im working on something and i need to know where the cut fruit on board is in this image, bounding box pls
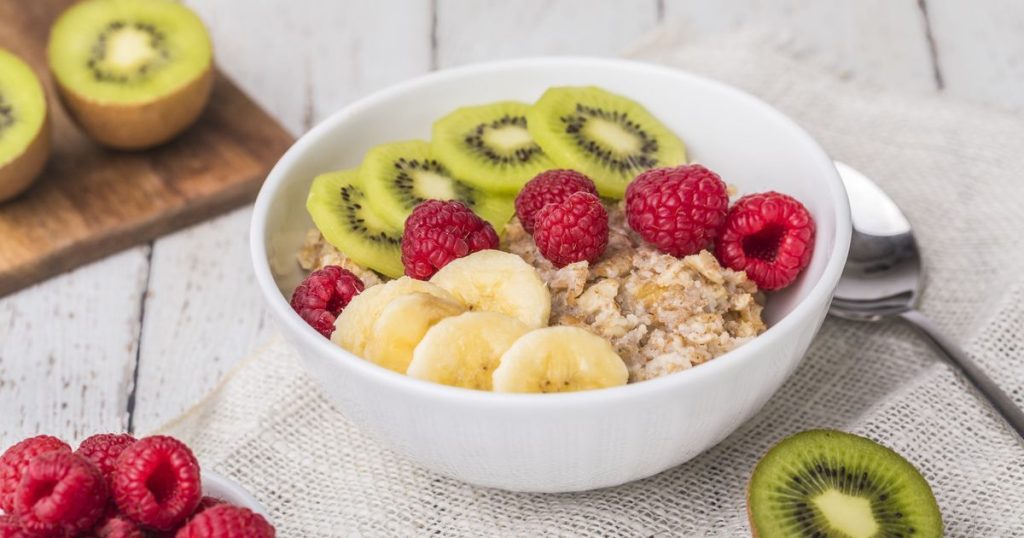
[0,0,293,298]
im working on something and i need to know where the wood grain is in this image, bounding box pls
[0,0,293,298]
[0,248,148,446]
[435,0,660,68]
[926,0,1024,108]
[3,0,1023,451]
[661,0,937,91]
[131,0,435,432]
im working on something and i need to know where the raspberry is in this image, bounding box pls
[533,192,608,267]
[715,191,815,291]
[401,200,498,279]
[13,451,107,536]
[77,433,137,485]
[93,515,145,538]
[0,435,71,512]
[193,496,225,515]
[174,505,275,538]
[111,436,202,531]
[290,266,365,338]
[515,170,598,233]
[625,164,730,257]
[0,514,27,538]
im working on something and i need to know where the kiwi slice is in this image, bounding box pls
[748,430,942,538]
[432,101,555,195]
[47,0,214,149]
[526,86,686,198]
[0,49,50,203]
[360,140,515,233]
[306,169,404,278]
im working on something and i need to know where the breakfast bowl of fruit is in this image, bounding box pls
[250,57,851,492]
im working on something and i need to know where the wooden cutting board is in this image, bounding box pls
[0,0,294,298]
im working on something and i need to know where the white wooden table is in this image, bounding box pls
[1,0,1021,446]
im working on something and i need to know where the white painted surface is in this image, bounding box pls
[1,0,1022,446]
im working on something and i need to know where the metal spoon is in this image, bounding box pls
[829,161,1024,438]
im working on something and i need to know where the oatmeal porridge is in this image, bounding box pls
[298,202,766,383]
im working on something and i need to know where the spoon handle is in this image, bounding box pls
[900,309,1024,438]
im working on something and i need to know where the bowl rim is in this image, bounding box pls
[250,56,851,408]
[203,470,269,515]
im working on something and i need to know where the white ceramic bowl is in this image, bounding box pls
[203,471,268,515]
[250,57,851,493]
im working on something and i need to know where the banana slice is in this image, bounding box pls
[407,312,529,390]
[492,326,628,393]
[364,292,465,373]
[429,249,551,329]
[332,276,457,356]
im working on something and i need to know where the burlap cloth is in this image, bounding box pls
[158,28,1024,536]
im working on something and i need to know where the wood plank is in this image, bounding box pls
[0,0,294,299]
[662,0,937,91]
[185,0,434,134]
[435,0,660,68]
[131,209,276,433]
[0,247,149,447]
[132,0,435,432]
[924,0,1024,109]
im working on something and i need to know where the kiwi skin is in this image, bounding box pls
[0,114,50,202]
[53,66,214,150]
[748,429,943,538]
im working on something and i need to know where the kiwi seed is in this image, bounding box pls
[391,156,477,208]
[432,101,556,195]
[306,169,404,278]
[87,21,171,84]
[338,183,401,249]
[47,0,215,149]
[0,48,50,202]
[0,97,14,132]
[464,114,542,164]
[561,103,660,173]
[360,140,515,233]
[526,86,687,198]
[748,429,942,538]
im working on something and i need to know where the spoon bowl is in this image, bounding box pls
[830,161,1024,437]
[830,162,921,321]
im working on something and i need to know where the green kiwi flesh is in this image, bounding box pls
[748,430,942,538]
[360,140,515,233]
[431,101,555,195]
[0,49,47,168]
[47,0,212,105]
[526,86,686,198]
[306,169,404,278]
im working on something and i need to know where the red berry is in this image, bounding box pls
[193,496,225,517]
[0,514,27,538]
[93,515,145,538]
[401,200,498,279]
[515,170,598,233]
[290,266,365,338]
[77,433,137,485]
[625,164,730,257]
[0,435,71,512]
[111,436,202,531]
[715,191,815,291]
[533,192,608,267]
[174,505,275,538]
[13,451,107,536]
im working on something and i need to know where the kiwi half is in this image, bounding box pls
[432,101,555,195]
[360,140,515,233]
[527,86,686,198]
[306,169,404,278]
[0,49,50,203]
[748,430,942,538]
[47,0,214,149]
